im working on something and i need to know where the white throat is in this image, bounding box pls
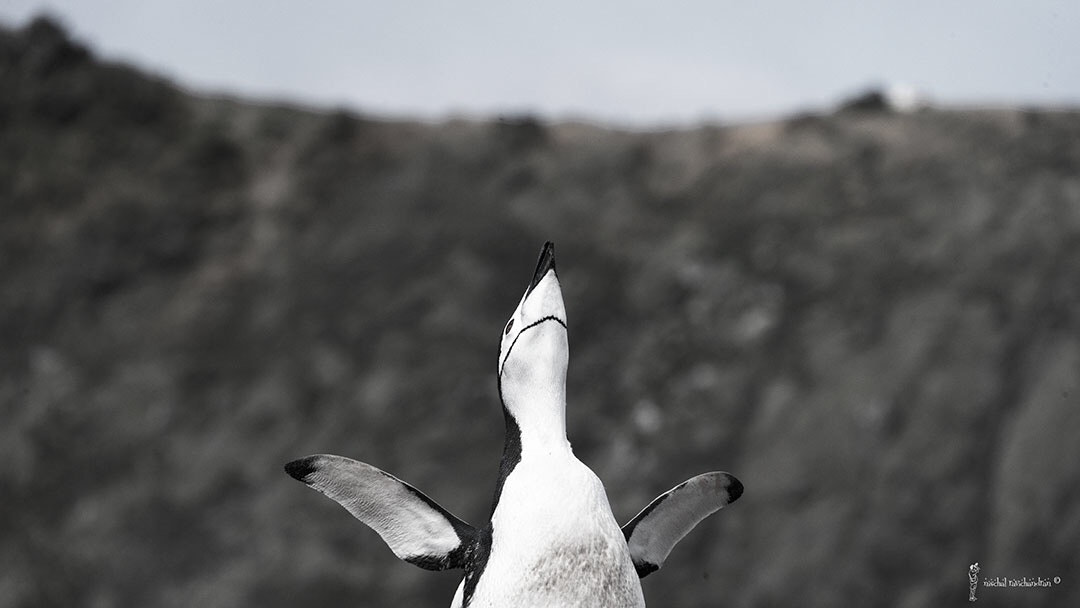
[499,318,570,455]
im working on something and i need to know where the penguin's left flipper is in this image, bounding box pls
[285,454,476,571]
[621,471,743,578]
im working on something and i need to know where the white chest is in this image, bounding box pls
[467,454,645,608]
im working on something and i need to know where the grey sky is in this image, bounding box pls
[2,1,1078,126]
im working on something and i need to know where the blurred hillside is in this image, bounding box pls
[2,16,1079,608]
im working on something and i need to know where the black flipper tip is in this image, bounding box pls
[527,241,556,295]
[284,456,319,483]
[727,475,744,503]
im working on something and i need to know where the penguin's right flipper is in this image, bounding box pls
[285,454,476,571]
[621,471,743,578]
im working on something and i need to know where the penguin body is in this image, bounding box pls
[466,442,643,607]
[286,242,742,607]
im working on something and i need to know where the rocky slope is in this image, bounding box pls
[2,17,1078,608]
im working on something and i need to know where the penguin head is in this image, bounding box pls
[498,242,568,401]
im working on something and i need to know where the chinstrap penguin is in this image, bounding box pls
[286,242,743,607]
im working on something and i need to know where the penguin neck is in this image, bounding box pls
[502,379,569,458]
[490,378,569,517]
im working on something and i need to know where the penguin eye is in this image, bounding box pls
[504,319,514,335]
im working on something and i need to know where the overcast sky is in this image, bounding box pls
[2,1,1078,126]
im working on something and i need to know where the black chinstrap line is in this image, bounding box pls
[498,315,567,376]
[522,315,567,331]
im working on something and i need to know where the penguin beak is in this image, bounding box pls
[520,241,564,323]
[526,241,557,298]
